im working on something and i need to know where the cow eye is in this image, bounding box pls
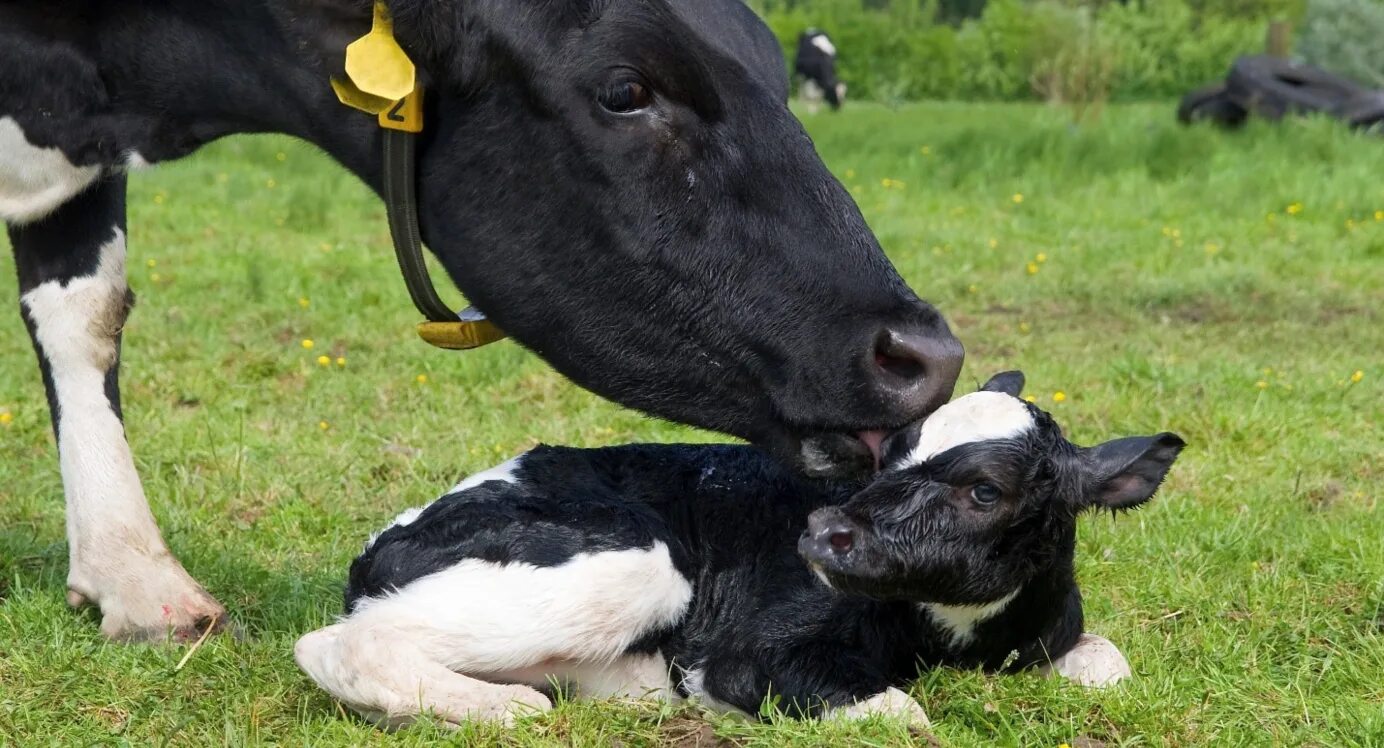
[599,79,652,114]
[971,483,1002,505]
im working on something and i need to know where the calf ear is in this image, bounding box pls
[1081,433,1186,510]
[980,371,1025,397]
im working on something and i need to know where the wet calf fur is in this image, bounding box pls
[296,372,1184,727]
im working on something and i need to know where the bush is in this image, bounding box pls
[1297,0,1384,87]
[753,0,1278,102]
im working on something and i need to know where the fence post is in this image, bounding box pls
[1266,20,1292,58]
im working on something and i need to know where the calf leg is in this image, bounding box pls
[297,541,691,726]
[10,175,226,641]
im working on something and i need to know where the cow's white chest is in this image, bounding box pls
[0,117,101,225]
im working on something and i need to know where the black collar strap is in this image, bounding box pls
[333,0,506,350]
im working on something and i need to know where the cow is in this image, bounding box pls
[294,371,1185,728]
[1,1,964,642]
[795,29,846,112]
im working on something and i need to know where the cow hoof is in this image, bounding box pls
[1041,633,1132,688]
[68,555,228,643]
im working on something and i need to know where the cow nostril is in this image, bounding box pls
[828,530,854,553]
[868,327,965,412]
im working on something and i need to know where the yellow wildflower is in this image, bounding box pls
[920,145,932,156]
[276,151,287,162]
[316,355,330,367]
[301,339,314,350]
[1375,210,1383,222]
[988,238,998,249]
[320,242,333,252]
[1204,242,1220,255]
[1018,322,1032,334]
[318,420,329,430]
[298,297,310,309]
[265,178,277,189]
[416,374,428,384]
[1052,391,1067,403]
[1023,395,1037,403]
[1026,262,1039,275]
[149,273,162,283]
[968,284,979,294]
[146,259,157,268]
[844,169,855,180]
[1286,202,1303,215]
[1035,252,1048,263]
[1011,193,1024,204]
[1255,380,1269,389]
[336,357,347,368]
[1351,370,1365,383]
[153,193,165,205]
[0,411,12,426]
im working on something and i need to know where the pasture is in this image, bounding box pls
[1,102,1381,745]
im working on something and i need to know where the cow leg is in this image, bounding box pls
[10,174,226,642]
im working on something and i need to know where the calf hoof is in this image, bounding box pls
[68,556,228,644]
[1042,633,1132,688]
[829,687,932,729]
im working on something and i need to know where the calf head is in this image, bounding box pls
[348,0,963,465]
[800,371,1185,603]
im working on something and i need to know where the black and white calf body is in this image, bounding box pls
[296,373,1184,727]
[3,1,963,640]
[794,29,845,111]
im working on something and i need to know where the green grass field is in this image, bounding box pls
[1,102,1381,746]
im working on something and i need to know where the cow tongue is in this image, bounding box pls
[856,429,888,470]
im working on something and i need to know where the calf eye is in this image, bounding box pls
[971,483,1002,505]
[599,80,651,114]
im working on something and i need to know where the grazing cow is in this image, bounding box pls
[1,1,964,641]
[295,372,1185,728]
[795,29,846,112]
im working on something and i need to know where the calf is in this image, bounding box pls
[795,29,846,111]
[295,372,1184,728]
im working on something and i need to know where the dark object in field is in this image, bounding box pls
[1177,83,1247,128]
[295,371,1185,728]
[795,29,844,111]
[1179,55,1384,132]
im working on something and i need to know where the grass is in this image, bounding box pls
[1,102,1381,746]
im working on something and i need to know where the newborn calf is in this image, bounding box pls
[295,372,1184,728]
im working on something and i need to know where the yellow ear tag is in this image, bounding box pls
[416,319,507,350]
[345,1,416,102]
[331,77,394,115]
[379,87,423,132]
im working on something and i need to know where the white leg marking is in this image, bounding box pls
[827,687,931,729]
[21,228,223,640]
[919,587,1020,647]
[301,542,692,725]
[295,623,551,729]
[1040,633,1132,688]
[904,391,1035,467]
[0,117,101,225]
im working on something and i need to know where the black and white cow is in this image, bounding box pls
[1,1,964,641]
[795,29,845,112]
[295,372,1184,727]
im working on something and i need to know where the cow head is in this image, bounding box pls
[799,372,1185,602]
[359,0,962,469]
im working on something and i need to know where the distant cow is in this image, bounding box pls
[295,372,1184,728]
[795,29,846,111]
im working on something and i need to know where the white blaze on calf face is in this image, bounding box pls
[902,391,1035,468]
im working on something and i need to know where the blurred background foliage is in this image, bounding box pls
[750,0,1384,103]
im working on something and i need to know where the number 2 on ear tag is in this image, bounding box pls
[379,87,423,132]
[345,0,415,101]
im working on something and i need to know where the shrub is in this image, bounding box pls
[1297,0,1384,87]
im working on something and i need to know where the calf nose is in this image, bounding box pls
[800,511,857,562]
[868,325,965,418]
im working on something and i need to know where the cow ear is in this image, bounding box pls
[1080,433,1186,510]
[980,371,1025,398]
